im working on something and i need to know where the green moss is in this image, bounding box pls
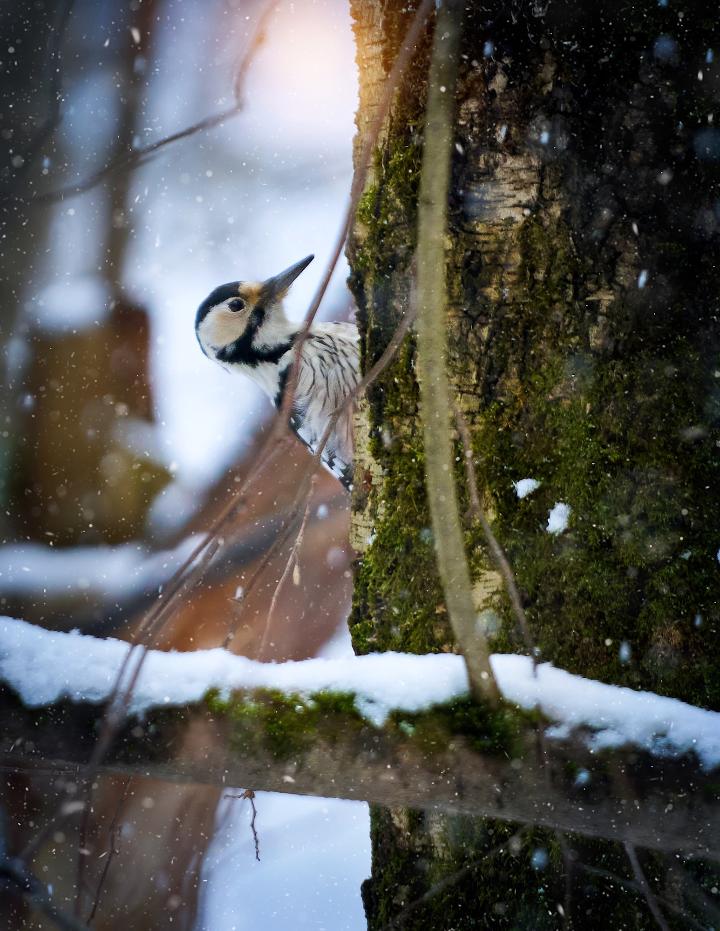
[310,689,361,716]
[354,184,720,708]
[204,687,365,760]
[354,136,422,279]
[476,274,720,708]
[205,685,534,760]
[350,421,448,655]
[389,695,531,756]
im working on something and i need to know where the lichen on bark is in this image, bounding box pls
[349,0,720,710]
[348,0,720,927]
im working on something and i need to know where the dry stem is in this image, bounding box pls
[414,0,499,702]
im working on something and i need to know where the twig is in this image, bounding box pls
[258,475,317,656]
[225,790,260,862]
[379,835,517,930]
[414,0,499,702]
[349,301,417,403]
[85,777,132,925]
[9,1,276,206]
[85,440,292,774]
[579,860,707,931]
[624,843,672,931]
[452,404,538,668]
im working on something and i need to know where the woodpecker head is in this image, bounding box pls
[195,254,314,361]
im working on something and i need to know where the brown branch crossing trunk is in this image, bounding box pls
[415,0,499,702]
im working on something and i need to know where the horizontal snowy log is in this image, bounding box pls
[1,618,719,859]
[2,617,719,766]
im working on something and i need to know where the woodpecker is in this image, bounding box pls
[195,255,360,489]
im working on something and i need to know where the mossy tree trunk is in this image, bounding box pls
[348,1,720,927]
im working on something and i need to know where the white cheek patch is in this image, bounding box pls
[199,307,249,351]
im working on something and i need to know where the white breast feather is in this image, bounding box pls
[293,323,360,484]
[231,320,360,486]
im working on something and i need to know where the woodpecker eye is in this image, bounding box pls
[227,298,246,313]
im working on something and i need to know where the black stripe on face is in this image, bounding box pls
[195,281,242,329]
[217,319,299,369]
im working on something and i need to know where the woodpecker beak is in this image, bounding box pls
[262,254,314,303]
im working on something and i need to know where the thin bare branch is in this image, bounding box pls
[414,0,498,701]
[85,441,294,774]
[624,843,672,931]
[452,404,538,665]
[579,860,707,931]
[226,789,260,862]
[351,302,417,403]
[86,777,132,925]
[259,475,317,655]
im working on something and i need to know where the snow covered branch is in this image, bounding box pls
[1,619,719,861]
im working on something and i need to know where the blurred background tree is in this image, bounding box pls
[0,1,367,928]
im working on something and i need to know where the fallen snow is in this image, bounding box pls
[513,478,540,499]
[495,654,720,768]
[546,502,571,535]
[1,617,719,768]
[0,537,201,600]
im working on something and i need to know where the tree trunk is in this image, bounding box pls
[348,1,720,927]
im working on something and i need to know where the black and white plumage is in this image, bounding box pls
[195,255,360,488]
